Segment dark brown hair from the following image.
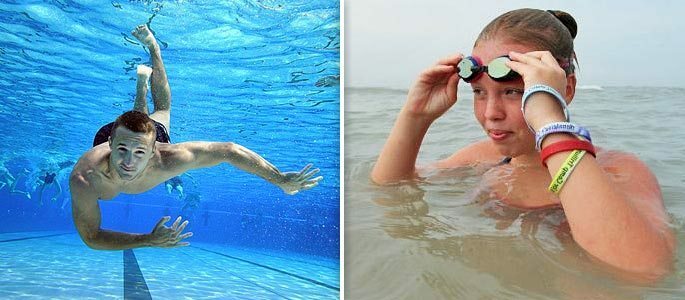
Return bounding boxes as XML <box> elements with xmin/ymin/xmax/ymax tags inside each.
<box><xmin>475</xmin><ymin>8</ymin><xmax>578</xmax><ymax>74</ymax></box>
<box><xmin>110</xmin><ymin>110</ymin><xmax>156</xmax><ymax>141</ymax></box>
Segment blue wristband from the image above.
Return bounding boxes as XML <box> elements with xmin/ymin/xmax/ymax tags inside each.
<box><xmin>521</xmin><ymin>84</ymin><xmax>570</xmax><ymax>132</ymax></box>
<box><xmin>535</xmin><ymin>122</ymin><xmax>592</xmax><ymax>150</ymax></box>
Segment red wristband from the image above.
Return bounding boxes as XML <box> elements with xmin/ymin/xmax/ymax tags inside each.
<box><xmin>540</xmin><ymin>139</ymin><xmax>596</xmax><ymax>167</ymax></box>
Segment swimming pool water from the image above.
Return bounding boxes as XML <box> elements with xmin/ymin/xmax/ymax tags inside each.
<box><xmin>0</xmin><ymin>0</ymin><xmax>340</xmax><ymax>298</ymax></box>
<box><xmin>0</xmin><ymin>231</ymin><xmax>339</xmax><ymax>299</ymax></box>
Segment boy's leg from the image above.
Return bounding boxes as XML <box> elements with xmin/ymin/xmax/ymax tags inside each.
<box><xmin>131</xmin><ymin>24</ymin><xmax>171</xmax><ymax>132</ymax></box>
<box><xmin>133</xmin><ymin>65</ymin><xmax>153</xmax><ymax>114</ymax></box>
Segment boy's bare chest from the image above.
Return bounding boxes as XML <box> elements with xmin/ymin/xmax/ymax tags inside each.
<box><xmin>97</xmin><ymin>169</ymin><xmax>166</xmax><ymax>199</ymax></box>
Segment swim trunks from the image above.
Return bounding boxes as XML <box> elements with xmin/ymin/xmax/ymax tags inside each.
<box><xmin>92</xmin><ymin>120</ymin><xmax>170</xmax><ymax>147</ymax></box>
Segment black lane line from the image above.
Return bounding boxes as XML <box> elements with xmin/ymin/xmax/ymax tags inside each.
<box><xmin>0</xmin><ymin>232</ymin><xmax>73</xmax><ymax>243</ymax></box>
<box><xmin>178</xmin><ymin>250</ymin><xmax>292</xmax><ymax>300</ymax></box>
<box><xmin>243</xmin><ymin>249</ymin><xmax>338</xmax><ymax>271</ymax></box>
<box><xmin>123</xmin><ymin>249</ymin><xmax>152</xmax><ymax>300</ymax></box>
<box><xmin>192</xmin><ymin>246</ymin><xmax>339</xmax><ymax>291</ymax></box>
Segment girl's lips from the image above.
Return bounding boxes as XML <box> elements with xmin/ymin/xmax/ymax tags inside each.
<box><xmin>488</xmin><ymin>130</ymin><xmax>512</xmax><ymax>141</ymax></box>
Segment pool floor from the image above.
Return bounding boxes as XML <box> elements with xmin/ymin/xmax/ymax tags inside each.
<box><xmin>0</xmin><ymin>231</ymin><xmax>339</xmax><ymax>299</ymax></box>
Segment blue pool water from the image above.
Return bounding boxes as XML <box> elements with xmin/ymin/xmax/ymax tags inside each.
<box><xmin>0</xmin><ymin>232</ymin><xmax>339</xmax><ymax>298</ymax></box>
<box><xmin>0</xmin><ymin>0</ymin><xmax>340</xmax><ymax>298</ymax></box>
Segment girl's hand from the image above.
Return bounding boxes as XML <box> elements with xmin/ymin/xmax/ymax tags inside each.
<box><xmin>404</xmin><ymin>54</ymin><xmax>463</xmax><ymax>123</ymax></box>
<box><xmin>506</xmin><ymin>51</ymin><xmax>569</xmax><ymax>130</ymax></box>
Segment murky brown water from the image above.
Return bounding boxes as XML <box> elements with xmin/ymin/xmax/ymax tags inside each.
<box><xmin>344</xmin><ymin>87</ymin><xmax>685</xmax><ymax>299</ymax></box>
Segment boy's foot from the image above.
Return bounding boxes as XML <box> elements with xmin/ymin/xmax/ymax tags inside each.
<box><xmin>131</xmin><ymin>24</ymin><xmax>157</xmax><ymax>48</ymax></box>
<box><xmin>137</xmin><ymin>65</ymin><xmax>152</xmax><ymax>81</ymax></box>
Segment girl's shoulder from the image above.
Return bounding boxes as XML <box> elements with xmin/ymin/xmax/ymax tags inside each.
<box><xmin>595</xmin><ymin>148</ymin><xmax>659</xmax><ymax>183</ymax></box>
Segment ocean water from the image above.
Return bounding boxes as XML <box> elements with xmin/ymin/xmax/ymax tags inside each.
<box><xmin>345</xmin><ymin>86</ymin><xmax>685</xmax><ymax>299</ymax></box>
<box><xmin>0</xmin><ymin>0</ymin><xmax>340</xmax><ymax>299</ymax></box>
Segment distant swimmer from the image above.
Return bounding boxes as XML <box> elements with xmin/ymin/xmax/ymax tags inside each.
<box><xmin>0</xmin><ymin>164</ymin><xmax>31</xmax><ymax>200</ymax></box>
<box><xmin>165</xmin><ymin>176</ymin><xmax>184</xmax><ymax>199</ymax></box>
<box><xmin>165</xmin><ymin>173</ymin><xmax>197</xmax><ymax>200</ymax></box>
<box><xmin>71</xmin><ymin>24</ymin><xmax>322</xmax><ymax>250</ymax></box>
<box><xmin>181</xmin><ymin>191</ymin><xmax>201</xmax><ymax>217</ymax></box>
<box><xmin>36</xmin><ymin>171</ymin><xmax>61</xmax><ymax>205</ymax></box>
<box><xmin>31</xmin><ymin>158</ymin><xmax>76</xmax><ymax>205</ymax></box>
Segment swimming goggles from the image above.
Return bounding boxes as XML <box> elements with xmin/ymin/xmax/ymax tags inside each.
<box><xmin>457</xmin><ymin>55</ymin><xmax>519</xmax><ymax>82</ymax></box>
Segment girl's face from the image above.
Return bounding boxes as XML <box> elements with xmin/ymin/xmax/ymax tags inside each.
<box><xmin>470</xmin><ymin>39</ymin><xmax>536</xmax><ymax>158</ymax></box>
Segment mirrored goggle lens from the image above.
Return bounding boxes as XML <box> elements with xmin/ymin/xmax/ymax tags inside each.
<box><xmin>487</xmin><ymin>56</ymin><xmax>512</xmax><ymax>79</ymax></box>
<box><xmin>457</xmin><ymin>58</ymin><xmax>476</xmax><ymax>79</ymax></box>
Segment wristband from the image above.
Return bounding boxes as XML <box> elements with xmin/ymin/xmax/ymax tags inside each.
<box><xmin>521</xmin><ymin>84</ymin><xmax>570</xmax><ymax>132</ymax></box>
<box><xmin>535</xmin><ymin>122</ymin><xmax>592</xmax><ymax>151</ymax></box>
<box><xmin>540</xmin><ymin>139</ymin><xmax>595</xmax><ymax>167</ymax></box>
<box><xmin>548</xmin><ymin>150</ymin><xmax>586</xmax><ymax>194</ymax></box>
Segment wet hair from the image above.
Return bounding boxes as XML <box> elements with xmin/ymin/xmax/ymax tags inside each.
<box><xmin>475</xmin><ymin>8</ymin><xmax>578</xmax><ymax>75</ymax></box>
<box><xmin>110</xmin><ymin>110</ymin><xmax>157</xmax><ymax>143</ymax></box>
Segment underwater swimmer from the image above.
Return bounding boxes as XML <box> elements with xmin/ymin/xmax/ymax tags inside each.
<box><xmin>71</xmin><ymin>24</ymin><xmax>322</xmax><ymax>250</ymax></box>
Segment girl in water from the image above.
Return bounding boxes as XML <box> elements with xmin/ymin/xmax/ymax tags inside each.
<box><xmin>371</xmin><ymin>8</ymin><xmax>674</xmax><ymax>281</ymax></box>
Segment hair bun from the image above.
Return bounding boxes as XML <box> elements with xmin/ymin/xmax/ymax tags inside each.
<box><xmin>547</xmin><ymin>10</ymin><xmax>577</xmax><ymax>39</ymax></box>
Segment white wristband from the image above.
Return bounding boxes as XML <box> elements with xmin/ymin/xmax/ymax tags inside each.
<box><xmin>521</xmin><ymin>84</ymin><xmax>570</xmax><ymax>132</ymax></box>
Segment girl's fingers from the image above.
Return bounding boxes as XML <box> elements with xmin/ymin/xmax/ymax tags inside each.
<box><xmin>511</xmin><ymin>50</ymin><xmax>559</xmax><ymax>68</ymax></box>
<box><xmin>509</xmin><ymin>51</ymin><xmax>544</xmax><ymax>67</ymax></box>
<box><xmin>516</xmin><ymin>50</ymin><xmax>547</xmax><ymax>58</ymax></box>
<box><xmin>436</xmin><ymin>53</ymin><xmax>464</xmax><ymax>66</ymax></box>
<box><xmin>523</xmin><ymin>50</ymin><xmax>560</xmax><ymax>68</ymax></box>
<box><xmin>421</xmin><ymin>65</ymin><xmax>457</xmax><ymax>81</ymax></box>
<box><xmin>538</xmin><ymin>52</ymin><xmax>559</xmax><ymax>67</ymax></box>
<box><xmin>446</xmin><ymin>72</ymin><xmax>460</xmax><ymax>100</ymax></box>
<box><xmin>508</xmin><ymin>50</ymin><xmax>566</xmax><ymax>82</ymax></box>
<box><xmin>504</xmin><ymin>60</ymin><xmax>528</xmax><ymax>74</ymax></box>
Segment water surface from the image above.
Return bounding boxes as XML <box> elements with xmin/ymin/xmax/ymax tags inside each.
<box><xmin>345</xmin><ymin>86</ymin><xmax>685</xmax><ymax>299</ymax></box>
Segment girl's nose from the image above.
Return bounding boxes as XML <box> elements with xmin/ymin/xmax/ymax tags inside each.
<box><xmin>484</xmin><ymin>96</ymin><xmax>506</xmax><ymax>121</ymax></box>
